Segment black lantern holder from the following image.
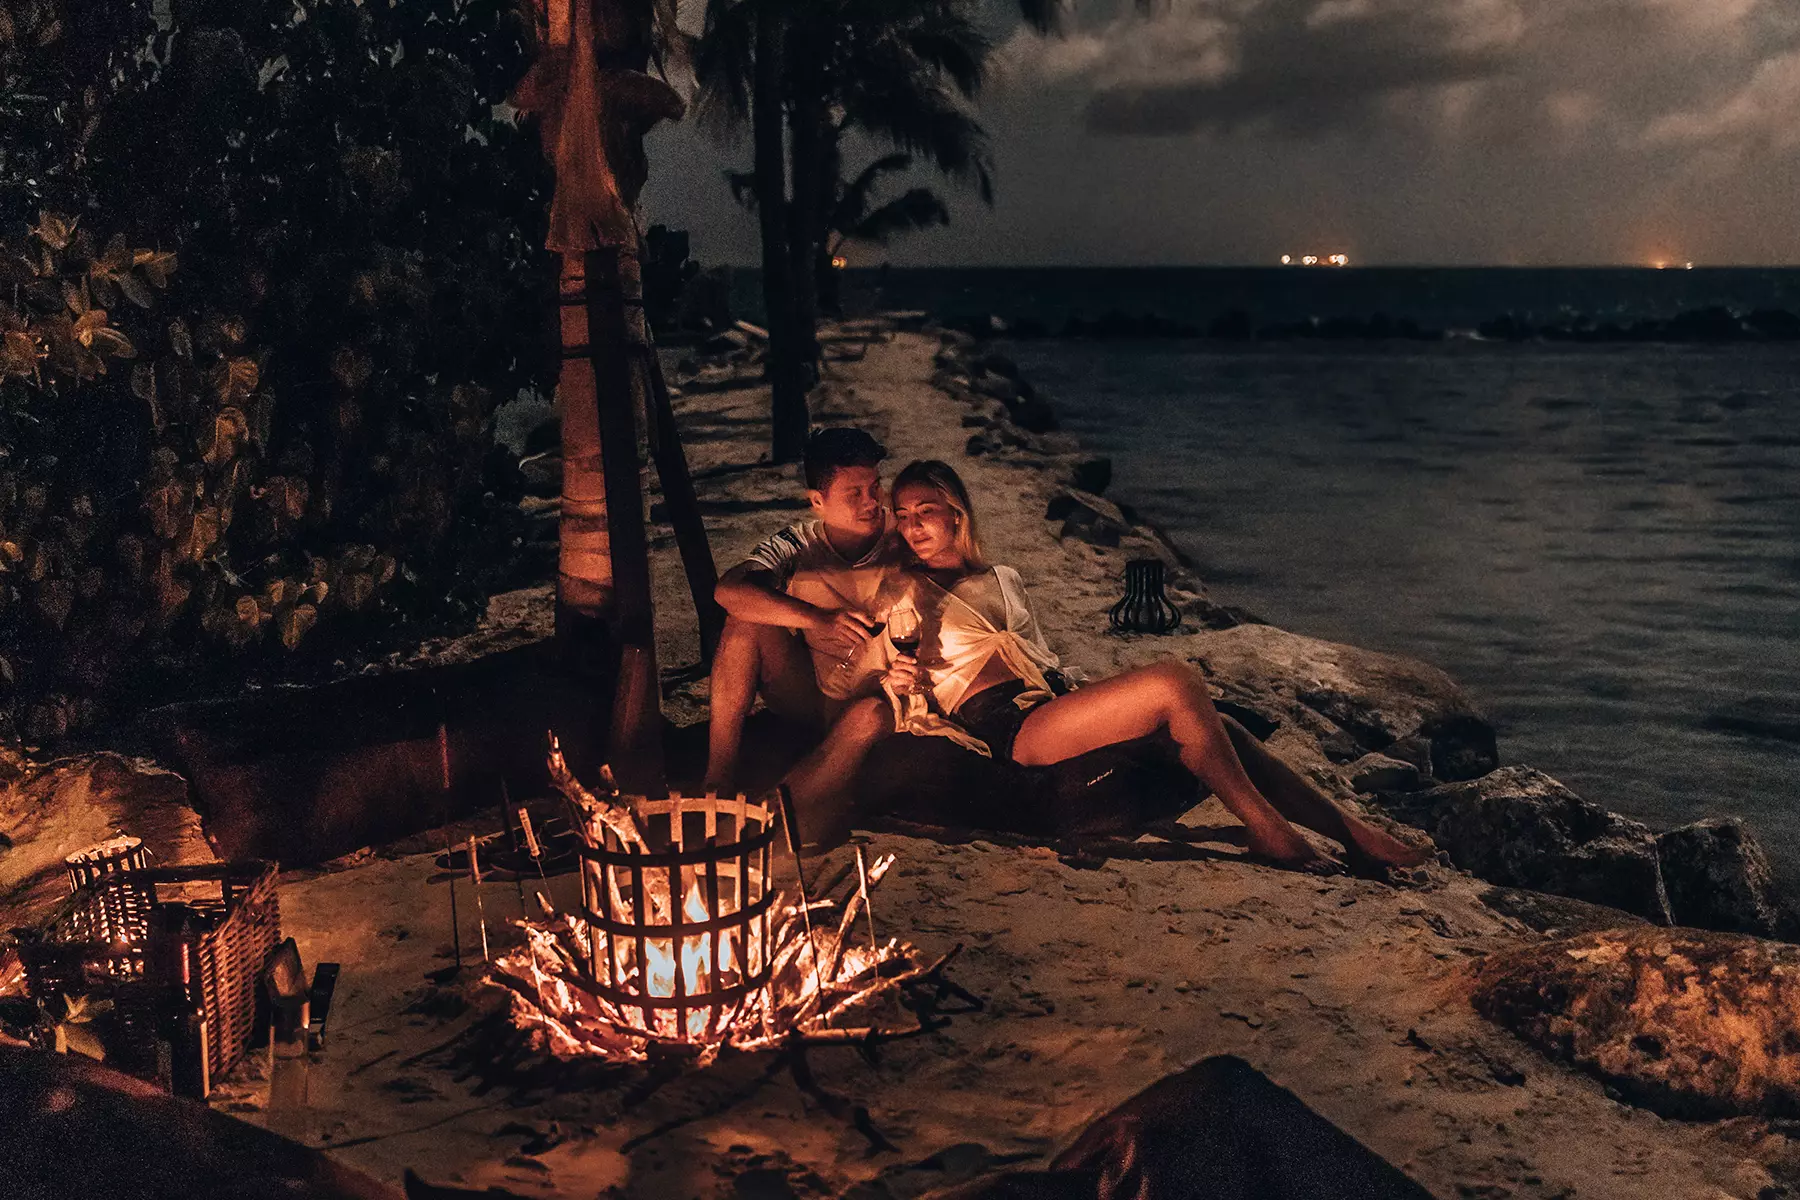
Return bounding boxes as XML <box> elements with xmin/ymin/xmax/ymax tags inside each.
<box><xmin>1109</xmin><ymin>559</ymin><xmax>1183</xmax><ymax>635</ymax></box>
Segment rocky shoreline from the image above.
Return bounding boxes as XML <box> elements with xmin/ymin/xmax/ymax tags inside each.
<box><xmin>929</xmin><ymin>325</ymin><xmax>1794</xmax><ymax>932</ymax></box>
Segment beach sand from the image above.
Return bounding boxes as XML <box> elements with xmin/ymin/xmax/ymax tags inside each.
<box><xmin>74</xmin><ymin>323</ymin><xmax>1800</xmax><ymax>1197</ymax></box>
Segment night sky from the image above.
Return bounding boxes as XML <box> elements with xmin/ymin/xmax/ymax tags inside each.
<box><xmin>640</xmin><ymin>0</ymin><xmax>1800</xmax><ymax>267</ymax></box>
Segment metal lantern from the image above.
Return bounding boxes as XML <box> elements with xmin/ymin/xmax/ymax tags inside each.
<box><xmin>1109</xmin><ymin>558</ymin><xmax>1183</xmax><ymax>635</ymax></box>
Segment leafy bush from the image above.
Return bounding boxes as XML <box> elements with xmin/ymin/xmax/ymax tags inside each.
<box><xmin>0</xmin><ymin>0</ymin><xmax>560</xmax><ymax>740</ymax></box>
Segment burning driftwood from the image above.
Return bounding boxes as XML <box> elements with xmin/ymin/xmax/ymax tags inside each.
<box><xmin>487</xmin><ymin>739</ymin><xmax>931</xmax><ymax>1065</ymax></box>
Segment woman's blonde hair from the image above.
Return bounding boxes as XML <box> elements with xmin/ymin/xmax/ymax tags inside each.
<box><xmin>892</xmin><ymin>459</ymin><xmax>986</xmax><ymax>569</ymax></box>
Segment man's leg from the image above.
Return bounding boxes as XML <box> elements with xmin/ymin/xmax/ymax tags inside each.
<box><xmin>782</xmin><ymin>695</ymin><xmax>895</xmax><ymax>854</ymax></box>
<box><xmin>705</xmin><ymin>616</ymin><xmax>822</xmax><ymax>791</ymax></box>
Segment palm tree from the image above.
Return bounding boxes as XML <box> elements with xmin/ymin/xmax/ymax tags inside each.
<box><xmin>819</xmin><ymin>154</ymin><xmax>954</xmax><ymax>314</ymax></box>
<box><xmin>694</xmin><ymin>0</ymin><xmax>993</xmax><ymax>461</ymax></box>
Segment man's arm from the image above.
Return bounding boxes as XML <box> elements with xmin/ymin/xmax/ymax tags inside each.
<box><xmin>715</xmin><ymin>562</ymin><xmax>877</xmax><ymax>657</ymax></box>
<box><xmin>715</xmin><ymin>561</ymin><xmax>826</xmax><ymax>630</ymax></box>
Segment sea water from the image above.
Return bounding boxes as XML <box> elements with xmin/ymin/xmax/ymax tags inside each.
<box><xmin>1002</xmin><ymin>337</ymin><xmax>1800</xmax><ymax>888</ymax></box>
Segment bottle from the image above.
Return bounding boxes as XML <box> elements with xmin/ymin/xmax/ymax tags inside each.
<box><xmin>156</xmin><ymin>904</ymin><xmax>211</xmax><ymax>1100</ymax></box>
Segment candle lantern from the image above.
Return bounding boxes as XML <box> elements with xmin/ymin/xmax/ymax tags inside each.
<box><xmin>1109</xmin><ymin>559</ymin><xmax>1183</xmax><ymax>635</ymax></box>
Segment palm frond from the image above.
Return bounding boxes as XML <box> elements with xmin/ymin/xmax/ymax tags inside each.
<box><xmin>829</xmin><ymin>152</ymin><xmax>913</xmax><ymax>232</ymax></box>
<box><xmin>691</xmin><ymin>0</ymin><xmax>758</xmax><ymax>135</ymax></box>
<box><xmin>843</xmin><ymin>187</ymin><xmax>951</xmax><ymax>245</ymax></box>
<box><xmin>845</xmin><ymin>83</ymin><xmax>994</xmax><ymax>205</ymax></box>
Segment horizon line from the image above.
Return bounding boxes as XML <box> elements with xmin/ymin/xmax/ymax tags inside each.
<box><xmin>708</xmin><ymin>261</ymin><xmax>1798</xmax><ymax>272</ymax></box>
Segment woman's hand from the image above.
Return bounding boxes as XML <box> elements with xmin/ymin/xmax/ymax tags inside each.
<box><xmin>883</xmin><ymin>654</ymin><xmax>923</xmax><ymax>696</ymax></box>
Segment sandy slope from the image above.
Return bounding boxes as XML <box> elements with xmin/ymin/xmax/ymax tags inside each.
<box><xmin>240</xmin><ymin>326</ymin><xmax>1797</xmax><ymax>1199</ymax></box>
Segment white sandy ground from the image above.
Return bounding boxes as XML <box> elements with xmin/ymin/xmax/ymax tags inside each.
<box><xmin>226</xmin><ymin>326</ymin><xmax>1800</xmax><ymax>1199</ymax></box>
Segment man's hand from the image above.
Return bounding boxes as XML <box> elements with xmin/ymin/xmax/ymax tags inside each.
<box><xmin>813</xmin><ymin>608</ymin><xmax>879</xmax><ymax>658</ymax></box>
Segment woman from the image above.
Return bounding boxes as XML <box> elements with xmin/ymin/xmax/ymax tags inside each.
<box><xmin>785</xmin><ymin>460</ymin><xmax>1430</xmax><ymax>875</ymax></box>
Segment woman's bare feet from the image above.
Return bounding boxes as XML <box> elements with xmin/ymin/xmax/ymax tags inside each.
<box><xmin>1245</xmin><ymin>826</ymin><xmax>1345</xmax><ymax>876</ymax></box>
<box><xmin>1342</xmin><ymin>821</ymin><xmax>1434</xmax><ymax>872</ymax></box>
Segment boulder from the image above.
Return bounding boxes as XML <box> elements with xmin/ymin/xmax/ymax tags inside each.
<box><xmin>1067</xmin><ymin>456</ymin><xmax>1112</xmax><ymax>495</ymax></box>
<box><xmin>1009</xmin><ymin>395</ymin><xmax>1060</xmax><ymax>434</ymax></box>
<box><xmin>1422</xmin><ymin>714</ymin><xmax>1498</xmax><ymax>782</ymax></box>
<box><xmin>1657</xmin><ymin>817</ymin><xmax>1792</xmax><ymax>938</ymax></box>
<box><xmin>1345</xmin><ymin>753</ymin><xmax>1421</xmax><ymax>794</ymax></box>
<box><xmin>1186</xmin><ymin>623</ymin><xmax>1496</xmax><ymax>780</ymax></box>
<box><xmin>970</xmin><ymin>373</ymin><xmax>1019</xmax><ymax>404</ymax></box>
<box><xmin>1381</xmin><ymin>766</ymin><xmax>1671</xmax><ymax>923</ymax></box>
<box><xmin>1046</xmin><ymin>488</ymin><xmax>1130</xmax><ymax>547</ymax></box>
<box><xmin>1472</xmin><ymin>926</ymin><xmax>1800</xmax><ymax>1118</ymax></box>
<box><xmin>975</xmin><ymin>350</ymin><xmax>1021</xmax><ymax>380</ymax></box>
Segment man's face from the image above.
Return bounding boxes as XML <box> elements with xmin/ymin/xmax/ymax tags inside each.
<box><xmin>809</xmin><ymin>465</ymin><xmax>885</xmax><ymax>539</ymax></box>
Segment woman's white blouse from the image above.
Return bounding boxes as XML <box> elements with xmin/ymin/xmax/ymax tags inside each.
<box><xmin>880</xmin><ymin>565</ymin><xmax>1062</xmax><ymax>757</ymax></box>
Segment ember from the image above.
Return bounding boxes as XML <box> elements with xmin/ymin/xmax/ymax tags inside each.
<box><xmin>488</xmin><ymin>738</ymin><xmax>932</xmax><ymax>1063</ymax></box>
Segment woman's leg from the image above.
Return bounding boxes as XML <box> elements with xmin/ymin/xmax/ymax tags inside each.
<box><xmin>780</xmin><ymin>695</ymin><xmax>895</xmax><ymax>854</ymax></box>
<box><xmin>1009</xmin><ymin>662</ymin><xmax>1329</xmax><ymax>869</ymax></box>
<box><xmin>1221</xmin><ymin>717</ymin><xmax>1432</xmax><ymax>871</ymax></box>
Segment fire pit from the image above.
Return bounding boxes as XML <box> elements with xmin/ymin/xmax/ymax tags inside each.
<box><xmin>489</xmin><ymin>739</ymin><xmax>944</xmax><ymax>1064</ymax></box>
<box><xmin>578</xmin><ymin>788</ymin><xmax>777</xmax><ymax>1042</ymax></box>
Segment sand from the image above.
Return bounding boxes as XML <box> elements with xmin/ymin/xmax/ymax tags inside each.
<box><xmin>127</xmin><ymin>324</ymin><xmax>1800</xmax><ymax>1197</ymax></box>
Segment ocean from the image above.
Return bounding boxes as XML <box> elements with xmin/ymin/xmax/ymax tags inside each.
<box><xmin>737</xmin><ymin>267</ymin><xmax>1800</xmax><ymax>885</ymax></box>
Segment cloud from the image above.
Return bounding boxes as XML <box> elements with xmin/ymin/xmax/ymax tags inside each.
<box><xmin>999</xmin><ymin>0</ymin><xmax>1799</xmax><ymax>143</ymax></box>
<box><xmin>1644</xmin><ymin>48</ymin><xmax>1800</xmax><ymax>151</ymax></box>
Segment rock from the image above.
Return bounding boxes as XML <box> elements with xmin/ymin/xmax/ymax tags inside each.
<box><xmin>1187</xmin><ymin>623</ymin><xmax>1495</xmax><ymax>772</ymax></box>
<box><xmin>1346</xmin><ymin>753</ymin><xmax>1421</xmax><ymax>793</ymax></box>
<box><xmin>1067</xmin><ymin>456</ymin><xmax>1112</xmax><ymax>495</ymax></box>
<box><xmin>975</xmin><ymin>351</ymin><xmax>1021</xmax><ymax>381</ymax></box>
<box><xmin>1477</xmin><ymin>886</ymin><xmax>1653</xmax><ymax>937</ymax></box>
<box><xmin>970</xmin><ymin>373</ymin><xmax>1018</xmax><ymax>404</ymax></box>
<box><xmin>938</xmin><ymin>329</ymin><xmax>978</xmax><ymax>351</ymax></box>
<box><xmin>1317</xmin><ymin>727</ymin><xmax>1365</xmax><ymax>765</ymax></box>
<box><xmin>1423</xmin><ymin>713</ymin><xmax>1499</xmax><ymax>782</ymax></box>
<box><xmin>1382</xmin><ymin>734</ymin><xmax>1434</xmax><ymax>777</ymax></box>
<box><xmin>1046</xmin><ymin>488</ymin><xmax>1130</xmax><ymax>547</ymax></box>
<box><xmin>964</xmin><ymin>432</ymin><xmax>1002</xmax><ymax>458</ymax></box>
<box><xmin>1658</xmin><ymin>817</ymin><xmax>1791</xmax><ymax>938</ymax></box>
<box><xmin>1009</xmin><ymin>395</ymin><xmax>1059</xmax><ymax>433</ymax></box>
<box><xmin>0</xmin><ymin>753</ymin><xmax>216</xmax><ymax>930</ymax></box>
<box><xmin>1472</xmin><ymin>926</ymin><xmax>1800</xmax><ymax>1118</ymax></box>
<box><xmin>1382</xmin><ymin>766</ymin><xmax>1671</xmax><ymax>923</ymax></box>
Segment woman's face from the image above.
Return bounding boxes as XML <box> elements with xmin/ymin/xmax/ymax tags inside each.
<box><xmin>893</xmin><ymin>481</ymin><xmax>964</xmax><ymax>568</ymax></box>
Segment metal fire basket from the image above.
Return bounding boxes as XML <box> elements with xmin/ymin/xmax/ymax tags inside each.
<box><xmin>575</xmin><ymin>792</ymin><xmax>778</xmax><ymax>1041</ymax></box>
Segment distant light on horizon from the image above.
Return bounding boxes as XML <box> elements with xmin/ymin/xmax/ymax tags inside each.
<box><xmin>1282</xmin><ymin>253</ymin><xmax>1350</xmax><ymax>267</ymax></box>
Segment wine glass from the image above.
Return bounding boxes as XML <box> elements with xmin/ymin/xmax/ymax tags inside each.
<box><xmin>887</xmin><ymin>605</ymin><xmax>922</xmax><ymax>695</ymax></box>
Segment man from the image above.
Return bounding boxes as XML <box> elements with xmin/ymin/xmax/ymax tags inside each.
<box><xmin>704</xmin><ymin>427</ymin><xmax>902</xmax><ymax>792</ymax></box>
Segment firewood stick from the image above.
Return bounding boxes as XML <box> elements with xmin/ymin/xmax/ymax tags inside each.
<box><xmin>501</xmin><ymin>780</ymin><xmax>531</xmax><ymax>917</ymax></box>
<box><xmin>437</xmin><ymin>716</ymin><xmax>462</xmax><ymax>972</ymax></box>
<box><xmin>857</xmin><ymin>847</ymin><xmax>880</xmax><ymax>1018</ymax></box>
<box><xmin>547</xmin><ymin>733</ymin><xmax>650</xmax><ymax>851</ymax></box>
<box><xmin>468</xmin><ymin>836</ymin><xmax>491</xmax><ymax>963</ymax></box>
<box><xmin>774</xmin><ymin>784</ymin><xmax>828</xmax><ymax>1019</ymax></box>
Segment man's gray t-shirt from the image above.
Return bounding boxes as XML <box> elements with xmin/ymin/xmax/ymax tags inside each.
<box><xmin>740</xmin><ymin>519</ymin><xmax>903</xmax><ymax>697</ymax></box>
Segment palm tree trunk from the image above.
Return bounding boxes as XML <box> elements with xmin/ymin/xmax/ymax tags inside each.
<box><xmin>755</xmin><ymin>4</ymin><xmax>807</xmax><ymax>463</ymax></box>
<box><xmin>786</xmin><ymin>94</ymin><xmax>827</xmax><ymax>379</ymax></box>
<box><xmin>555</xmin><ymin>253</ymin><xmax>613</xmax><ymax>671</ymax></box>
<box><xmin>815</xmin><ymin>123</ymin><xmax>844</xmax><ymax>318</ymax></box>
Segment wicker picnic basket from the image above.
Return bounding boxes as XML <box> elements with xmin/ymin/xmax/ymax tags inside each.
<box><xmin>12</xmin><ymin>861</ymin><xmax>281</xmax><ymax>1082</ymax></box>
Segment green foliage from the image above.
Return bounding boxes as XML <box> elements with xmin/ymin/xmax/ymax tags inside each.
<box><xmin>0</xmin><ymin>0</ymin><xmax>559</xmax><ymax>741</ymax></box>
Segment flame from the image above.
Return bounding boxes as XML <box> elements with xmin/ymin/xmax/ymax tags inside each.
<box><xmin>638</xmin><ymin>880</ymin><xmax>740</xmax><ymax>1039</ymax></box>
